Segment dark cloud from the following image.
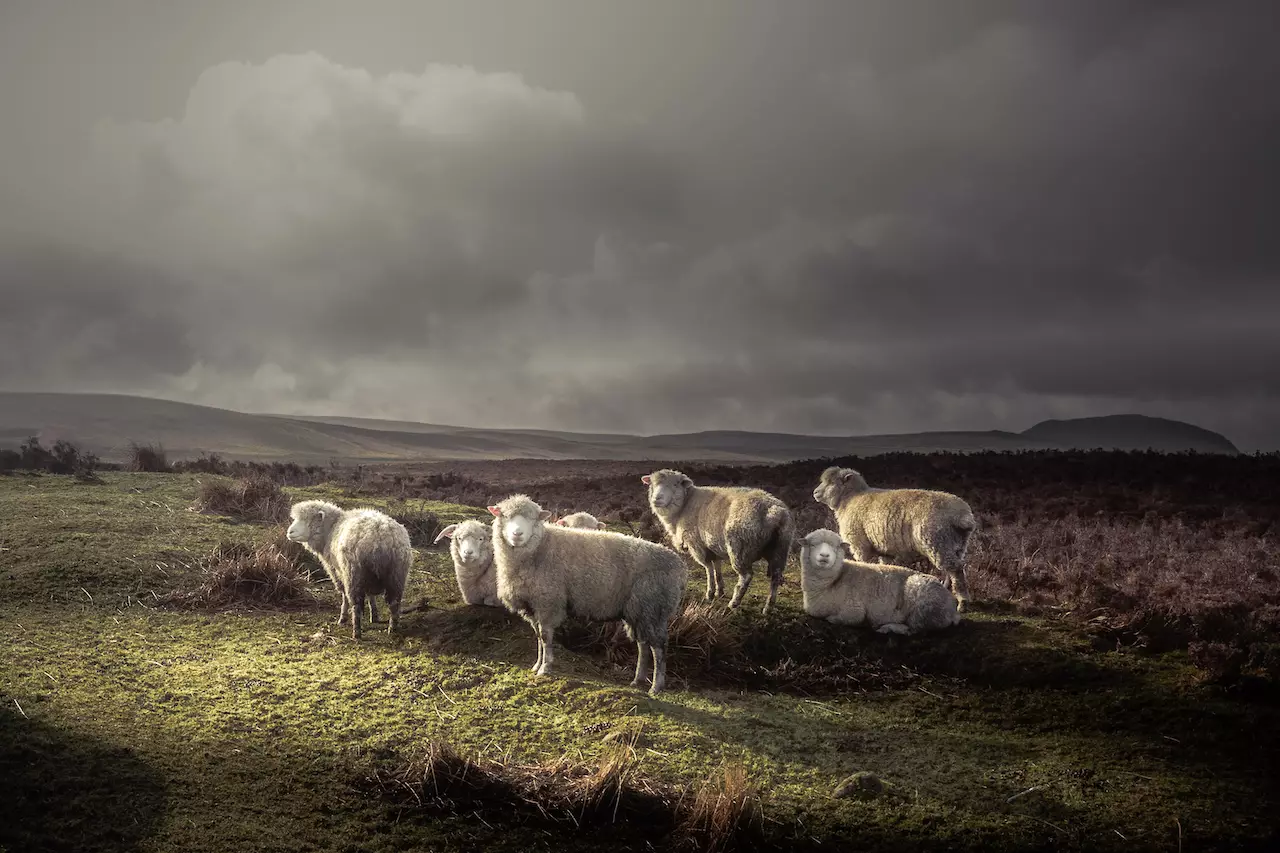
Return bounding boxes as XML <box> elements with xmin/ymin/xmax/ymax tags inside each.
<box><xmin>1</xmin><ymin>2</ymin><xmax>1278</xmax><ymax>448</ymax></box>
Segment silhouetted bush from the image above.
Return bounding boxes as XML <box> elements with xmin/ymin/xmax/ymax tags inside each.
<box><xmin>127</xmin><ymin>441</ymin><xmax>169</xmax><ymax>472</ymax></box>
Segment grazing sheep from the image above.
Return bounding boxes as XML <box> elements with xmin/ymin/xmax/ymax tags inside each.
<box><xmin>434</xmin><ymin>519</ymin><xmax>498</xmax><ymax>607</ymax></box>
<box><xmin>798</xmin><ymin>528</ymin><xmax>961</xmax><ymax>634</ymax></box>
<box><xmin>286</xmin><ymin>500</ymin><xmax>413</xmax><ymax>640</ymax></box>
<box><xmin>555</xmin><ymin>511</ymin><xmax>606</xmax><ymax>530</ymax></box>
<box><xmin>488</xmin><ymin>494</ymin><xmax>688</xmax><ymax>695</ymax></box>
<box><xmin>812</xmin><ymin>466</ymin><xmax>977</xmax><ymax>611</ymax></box>
<box><xmin>642</xmin><ymin>469</ymin><xmax>794</xmax><ymax>615</ymax></box>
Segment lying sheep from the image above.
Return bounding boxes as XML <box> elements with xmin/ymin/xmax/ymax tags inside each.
<box><xmin>555</xmin><ymin>511</ymin><xmax>606</xmax><ymax>530</ymax></box>
<box><xmin>434</xmin><ymin>519</ymin><xmax>498</xmax><ymax>607</ymax></box>
<box><xmin>286</xmin><ymin>500</ymin><xmax>413</xmax><ymax>639</ymax></box>
<box><xmin>642</xmin><ymin>469</ymin><xmax>794</xmax><ymax>614</ymax></box>
<box><xmin>489</xmin><ymin>494</ymin><xmax>688</xmax><ymax>695</ymax></box>
<box><xmin>812</xmin><ymin>466</ymin><xmax>977</xmax><ymax>611</ymax></box>
<box><xmin>798</xmin><ymin>528</ymin><xmax>961</xmax><ymax>634</ymax></box>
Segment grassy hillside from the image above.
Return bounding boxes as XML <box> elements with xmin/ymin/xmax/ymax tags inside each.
<box><xmin>0</xmin><ymin>392</ymin><xmax>1243</xmax><ymax>465</ymax></box>
<box><xmin>2</xmin><ymin>471</ymin><xmax>1277</xmax><ymax>852</ymax></box>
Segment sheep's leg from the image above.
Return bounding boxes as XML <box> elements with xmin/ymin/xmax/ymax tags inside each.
<box><xmin>688</xmin><ymin>550</ymin><xmax>721</xmax><ymax>601</ymax></box>
<box><xmin>630</xmin><ymin>641</ymin><xmax>653</xmax><ymax>689</ymax></box>
<box><xmin>334</xmin><ymin>579</ymin><xmax>348</xmax><ymax>626</ymax></box>
<box><xmin>530</xmin><ymin>623</ymin><xmax>545</xmax><ymax>673</ymax></box>
<box><xmin>349</xmin><ymin>586</ymin><xmax>364</xmax><ymax>640</ymax></box>
<box><xmin>875</xmin><ymin>622</ymin><xmax>911</xmax><ymax>635</ymax></box>
<box><xmin>535</xmin><ymin>622</ymin><xmax>556</xmax><ymax>676</ymax></box>
<box><xmin>649</xmin><ymin>643</ymin><xmax>667</xmax><ymax>695</ymax></box>
<box><xmin>367</xmin><ymin>598</ymin><xmax>381</xmax><ymax>624</ymax></box>
<box><xmin>725</xmin><ymin>550</ymin><xmax>754</xmax><ymax>610</ymax></box>
<box><xmin>385</xmin><ymin>594</ymin><xmax>402</xmax><ymax>636</ymax></box>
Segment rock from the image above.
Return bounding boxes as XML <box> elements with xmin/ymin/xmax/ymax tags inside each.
<box><xmin>834</xmin><ymin>771</ymin><xmax>884</xmax><ymax>800</ymax></box>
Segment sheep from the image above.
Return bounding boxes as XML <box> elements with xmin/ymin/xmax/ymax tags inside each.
<box><xmin>433</xmin><ymin>518</ymin><xmax>499</xmax><ymax>607</ymax></box>
<box><xmin>488</xmin><ymin>493</ymin><xmax>688</xmax><ymax>695</ymax></box>
<box><xmin>798</xmin><ymin>528</ymin><xmax>961</xmax><ymax>634</ymax></box>
<box><xmin>642</xmin><ymin>469</ymin><xmax>794</xmax><ymax>615</ymax></box>
<box><xmin>285</xmin><ymin>499</ymin><xmax>413</xmax><ymax>640</ymax></box>
<box><xmin>812</xmin><ymin>466</ymin><xmax>977</xmax><ymax>612</ymax></box>
<box><xmin>555</xmin><ymin>511</ymin><xmax>606</xmax><ymax>530</ymax></box>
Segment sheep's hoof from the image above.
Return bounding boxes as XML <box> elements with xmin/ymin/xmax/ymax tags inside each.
<box><xmin>535</xmin><ymin>665</ymin><xmax>552</xmax><ymax>677</ymax></box>
<box><xmin>955</xmin><ymin>599</ymin><xmax>969</xmax><ymax>613</ymax></box>
<box><xmin>629</xmin><ymin>678</ymin><xmax>644</xmax><ymax>689</ymax></box>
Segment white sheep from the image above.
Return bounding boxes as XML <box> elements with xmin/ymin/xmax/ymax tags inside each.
<box><xmin>555</xmin><ymin>511</ymin><xmax>606</xmax><ymax>530</ymax></box>
<box><xmin>642</xmin><ymin>469</ymin><xmax>794</xmax><ymax>614</ymax></box>
<box><xmin>488</xmin><ymin>494</ymin><xmax>688</xmax><ymax>695</ymax></box>
<box><xmin>433</xmin><ymin>518</ymin><xmax>498</xmax><ymax>607</ymax></box>
<box><xmin>286</xmin><ymin>499</ymin><xmax>413</xmax><ymax>639</ymax></box>
<box><xmin>798</xmin><ymin>528</ymin><xmax>961</xmax><ymax>634</ymax></box>
<box><xmin>812</xmin><ymin>466</ymin><xmax>977</xmax><ymax>611</ymax></box>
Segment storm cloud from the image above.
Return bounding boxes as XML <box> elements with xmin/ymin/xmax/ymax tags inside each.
<box><xmin>1</xmin><ymin>0</ymin><xmax>1278</xmax><ymax>448</ymax></box>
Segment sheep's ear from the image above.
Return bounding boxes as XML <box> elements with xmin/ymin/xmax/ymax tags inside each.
<box><xmin>487</xmin><ymin>506</ymin><xmax>501</xmax><ymax>517</ymax></box>
<box><xmin>841</xmin><ymin>470</ymin><xmax>855</xmax><ymax>481</ymax></box>
<box><xmin>538</xmin><ymin>510</ymin><xmax>553</xmax><ymax>521</ymax></box>
<box><xmin>680</xmin><ymin>475</ymin><xmax>693</xmax><ymax>489</ymax></box>
<box><xmin>434</xmin><ymin>524</ymin><xmax>458</xmax><ymax>543</ymax></box>
<box><xmin>840</xmin><ymin>541</ymin><xmax>854</xmax><ymax>558</ymax></box>
<box><xmin>641</xmin><ymin>475</ymin><xmax>651</xmax><ymax>485</ymax></box>
<box><xmin>554</xmin><ymin>517</ymin><xmax>565</xmax><ymax>525</ymax></box>
<box><xmin>594</xmin><ymin>520</ymin><xmax>605</xmax><ymax>529</ymax></box>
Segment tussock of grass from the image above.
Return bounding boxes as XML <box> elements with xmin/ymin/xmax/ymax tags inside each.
<box><xmin>385</xmin><ymin>498</ymin><xmax>444</xmax><ymax>547</ymax></box>
<box><xmin>126</xmin><ymin>441</ymin><xmax>170</xmax><ymax>472</ymax></box>
<box><xmin>370</xmin><ymin>736</ymin><xmax>772</xmax><ymax>851</ymax></box>
<box><xmin>159</xmin><ymin>537</ymin><xmax>318</xmax><ymax>611</ymax></box>
<box><xmin>190</xmin><ymin>474</ymin><xmax>290</xmax><ymax>523</ymax></box>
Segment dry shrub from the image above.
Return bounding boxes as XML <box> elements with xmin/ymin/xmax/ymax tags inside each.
<box><xmin>558</xmin><ymin>600</ymin><xmax>746</xmax><ymax>673</ymax></box>
<box><xmin>127</xmin><ymin>441</ymin><xmax>169</xmax><ymax>472</ymax></box>
<box><xmin>368</xmin><ymin>738</ymin><xmax>775</xmax><ymax>850</ymax></box>
<box><xmin>160</xmin><ymin>537</ymin><xmax>318</xmax><ymax>611</ymax></box>
<box><xmin>677</xmin><ymin>761</ymin><xmax>765</xmax><ymax>853</ymax></box>
<box><xmin>190</xmin><ymin>475</ymin><xmax>290</xmax><ymax>523</ymax></box>
<box><xmin>385</xmin><ymin>498</ymin><xmax>443</xmax><ymax>547</ymax></box>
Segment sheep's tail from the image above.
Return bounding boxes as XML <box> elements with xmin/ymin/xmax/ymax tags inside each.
<box><xmin>763</xmin><ymin>505</ymin><xmax>795</xmax><ymax>588</ymax></box>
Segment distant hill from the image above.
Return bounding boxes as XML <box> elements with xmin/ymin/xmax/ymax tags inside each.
<box><xmin>1022</xmin><ymin>414</ymin><xmax>1239</xmax><ymax>454</ymax></box>
<box><xmin>0</xmin><ymin>391</ymin><xmax>1240</xmax><ymax>464</ymax></box>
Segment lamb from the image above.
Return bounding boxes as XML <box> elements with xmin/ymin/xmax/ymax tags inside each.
<box><xmin>286</xmin><ymin>499</ymin><xmax>413</xmax><ymax>640</ymax></box>
<box><xmin>433</xmin><ymin>518</ymin><xmax>498</xmax><ymax>607</ymax></box>
<box><xmin>812</xmin><ymin>466</ymin><xmax>977</xmax><ymax>611</ymax></box>
<box><xmin>798</xmin><ymin>528</ymin><xmax>961</xmax><ymax>634</ymax></box>
<box><xmin>642</xmin><ymin>469</ymin><xmax>794</xmax><ymax>615</ymax></box>
<box><xmin>488</xmin><ymin>494</ymin><xmax>688</xmax><ymax>695</ymax></box>
<box><xmin>555</xmin><ymin>511</ymin><xmax>606</xmax><ymax>530</ymax></box>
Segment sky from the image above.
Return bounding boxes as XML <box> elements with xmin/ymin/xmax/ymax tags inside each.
<box><xmin>2</xmin><ymin>0</ymin><xmax>1278</xmax><ymax>449</ymax></box>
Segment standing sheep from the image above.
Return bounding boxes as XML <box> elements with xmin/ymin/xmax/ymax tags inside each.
<box><xmin>642</xmin><ymin>469</ymin><xmax>794</xmax><ymax>615</ymax></box>
<box><xmin>812</xmin><ymin>466</ymin><xmax>977</xmax><ymax>611</ymax></box>
<box><xmin>798</xmin><ymin>528</ymin><xmax>961</xmax><ymax>634</ymax></box>
<box><xmin>286</xmin><ymin>499</ymin><xmax>413</xmax><ymax>640</ymax></box>
<box><xmin>433</xmin><ymin>519</ymin><xmax>498</xmax><ymax>607</ymax></box>
<box><xmin>488</xmin><ymin>494</ymin><xmax>688</xmax><ymax>695</ymax></box>
<box><xmin>555</xmin><ymin>511</ymin><xmax>606</xmax><ymax>530</ymax></box>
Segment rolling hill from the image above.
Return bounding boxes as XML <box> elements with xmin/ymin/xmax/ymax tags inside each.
<box><xmin>0</xmin><ymin>391</ymin><xmax>1241</xmax><ymax>464</ymax></box>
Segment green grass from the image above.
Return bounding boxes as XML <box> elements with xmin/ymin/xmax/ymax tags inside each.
<box><xmin>1</xmin><ymin>472</ymin><xmax>1277</xmax><ymax>852</ymax></box>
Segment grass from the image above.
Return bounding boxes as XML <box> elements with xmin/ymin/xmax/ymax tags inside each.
<box><xmin>1</xmin><ymin>471</ymin><xmax>1278</xmax><ymax>852</ymax></box>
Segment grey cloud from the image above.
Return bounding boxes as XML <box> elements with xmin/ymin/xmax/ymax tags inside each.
<box><xmin>1</xmin><ymin>2</ymin><xmax>1279</xmax><ymax>449</ymax></box>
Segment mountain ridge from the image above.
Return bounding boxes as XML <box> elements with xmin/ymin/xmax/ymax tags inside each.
<box><xmin>0</xmin><ymin>391</ymin><xmax>1242</xmax><ymax>463</ymax></box>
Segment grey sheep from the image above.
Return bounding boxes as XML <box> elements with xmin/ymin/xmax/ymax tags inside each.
<box><xmin>434</xmin><ymin>518</ymin><xmax>498</xmax><ymax>607</ymax></box>
<box><xmin>798</xmin><ymin>528</ymin><xmax>961</xmax><ymax>634</ymax></box>
<box><xmin>642</xmin><ymin>469</ymin><xmax>794</xmax><ymax>615</ymax></box>
<box><xmin>488</xmin><ymin>494</ymin><xmax>688</xmax><ymax>695</ymax></box>
<box><xmin>812</xmin><ymin>466</ymin><xmax>977</xmax><ymax>611</ymax></box>
<box><xmin>286</xmin><ymin>499</ymin><xmax>413</xmax><ymax>639</ymax></box>
<box><xmin>555</xmin><ymin>511</ymin><xmax>606</xmax><ymax>530</ymax></box>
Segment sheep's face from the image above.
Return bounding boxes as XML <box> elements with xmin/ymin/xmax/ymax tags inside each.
<box><xmin>488</xmin><ymin>498</ymin><xmax>552</xmax><ymax>549</ymax></box>
<box><xmin>286</xmin><ymin>501</ymin><xmax>337</xmax><ymax>548</ymax></box>
<box><xmin>813</xmin><ymin>467</ymin><xmax>867</xmax><ymax>508</ymax></box>
<box><xmin>800</xmin><ymin>529</ymin><xmax>852</xmax><ymax>574</ymax></box>
<box><xmin>436</xmin><ymin>521</ymin><xmax>492</xmax><ymax>564</ymax></box>
<box><xmin>643</xmin><ymin>469</ymin><xmax>692</xmax><ymax>512</ymax></box>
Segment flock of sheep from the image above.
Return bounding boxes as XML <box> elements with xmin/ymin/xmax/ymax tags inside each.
<box><xmin>284</xmin><ymin>465</ymin><xmax>978</xmax><ymax>696</ymax></box>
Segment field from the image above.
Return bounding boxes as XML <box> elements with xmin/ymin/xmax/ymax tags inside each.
<box><xmin>2</xmin><ymin>450</ymin><xmax>1279</xmax><ymax>852</ymax></box>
